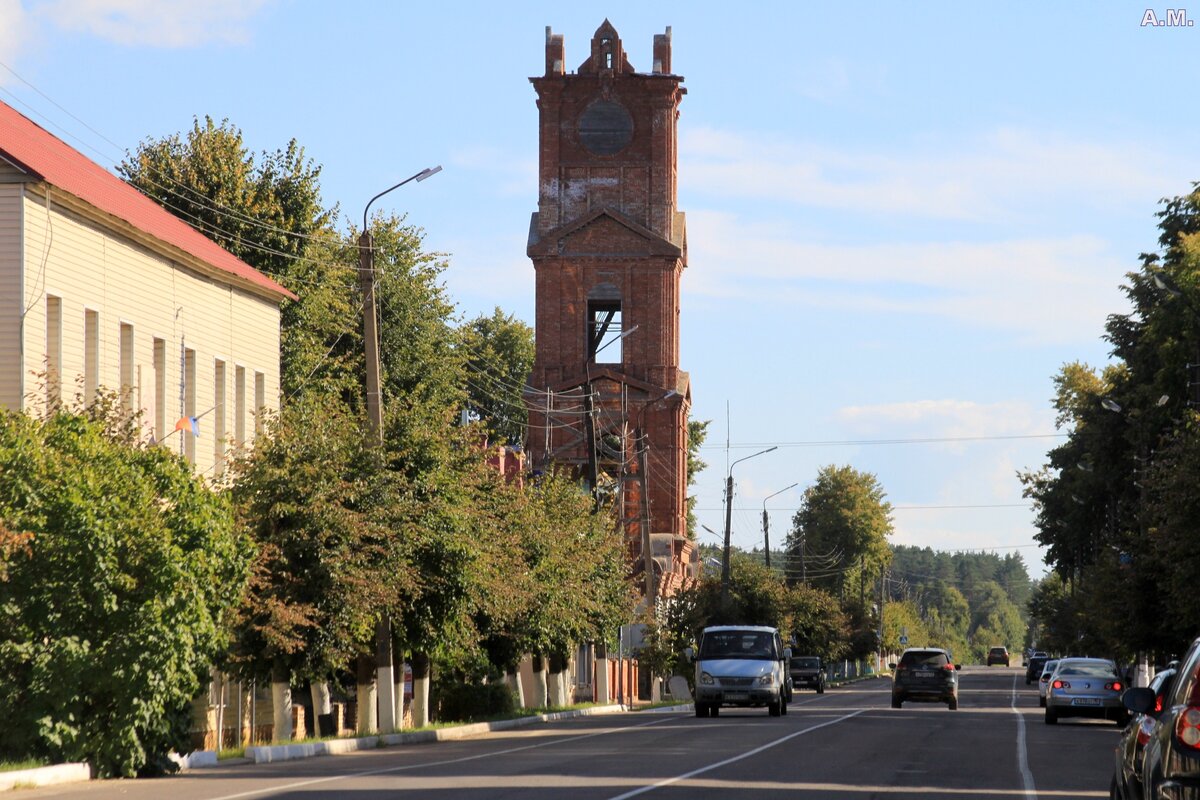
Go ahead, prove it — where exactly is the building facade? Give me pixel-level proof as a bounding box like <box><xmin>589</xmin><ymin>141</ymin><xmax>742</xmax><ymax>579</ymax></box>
<box><xmin>526</xmin><ymin>21</ymin><xmax>697</xmax><ymax>602</ymax></box>
<box><xmin>0</xmin><ymin>100</ymin><xmax>293</xmax><ymax>476</ymax></box>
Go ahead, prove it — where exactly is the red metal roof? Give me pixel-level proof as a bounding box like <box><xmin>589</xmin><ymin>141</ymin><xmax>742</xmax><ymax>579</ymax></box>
<box><xmin>0</xmin><ymin>100</ymin><xmax>296</xmax><ymax>301</ymax></box>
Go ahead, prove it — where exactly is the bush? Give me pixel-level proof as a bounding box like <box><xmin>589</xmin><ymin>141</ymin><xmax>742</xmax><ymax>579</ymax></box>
<box><xmin>0</xmin><ymin>410</ymin><xmax>253</xmax><ymax>777</ymax></box>
<box><xmin>435</xmin><ymin>681</ymin><xmax>517</xmax><ymax>722</ymax></box>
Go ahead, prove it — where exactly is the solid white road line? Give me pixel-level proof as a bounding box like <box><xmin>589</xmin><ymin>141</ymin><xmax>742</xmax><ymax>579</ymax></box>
<box><xmin>1012</xmin><ymin>674</ymin><xmax>1038</xmax><ymax>798</ymax></box>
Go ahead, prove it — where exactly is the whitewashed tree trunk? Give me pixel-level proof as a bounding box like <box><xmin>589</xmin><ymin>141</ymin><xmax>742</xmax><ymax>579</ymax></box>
<box><xmin>505</xmin><ymin>667</ymin><xmax>525</xmax><ymax>707</ymax></box>
<box><xmin>411</xmin><ymin>652</ymin><xmax>431</xmax><ymax>728</ymax></box>
<box><xmin>595</xmin><ymin>644</ymin><xmax>611</xmax><ymax>704</ymax></box>
<box><xmin>356</xmin><ymin>654</ymin><xmax>377</xmax><ymax>734</ymax></box>
<box><xmin>530</xmin><ymin>654</ymin><xmax>549</xmax><ymax>708</ymax></box>
<box><xmin>271</xmin><ymin>682</ymin><xmax>292</xmax><ymax>743</ymax></box>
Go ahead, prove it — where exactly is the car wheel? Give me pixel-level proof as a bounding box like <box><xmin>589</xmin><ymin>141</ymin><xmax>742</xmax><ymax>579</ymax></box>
<box><xmin>695</xmin><ymin>703</ymin><xmax>708</xmax><ymax>718</ymax></box>
<box><xmin>1109</xmin><ymin>774</ymin><xmax>1121</xmax><ymax>800</ymax></box>
<box><xmin>817</xmin><ymin>685</ymin><xmax>825</xmax><ymax>695</ymax></box>
<box><xmin>1045</xmin><ymin>706</ymin><xmax>1058</xmax><ymax>725</ymax></box>
<box><xmin>781</xmin><ymin>697</ymin><xmax>788</xmax><ymax>715</ymax></box>
<box><xmin>891</xmin><ymin>696</ymin><xmax>902</xmax><ymax>709</ymax></box>
<box><xmin>769</xmin><ymin>697</ymin><xmax>782</xmax><ymax>717</ymax></box>
<box><xmin>1039</xmin><ymin>696</ymin><xmax>1046</xmax><ymax>708</ymax></box>
<box><xmin>711</xmin><ymin>705</ymin><xmax>719</xmax><ymax>718</ymax></box>
<box><xmin>948</xmin><ymin>696</ymin><xmax>959</xmax><ymax>710</ymax></box>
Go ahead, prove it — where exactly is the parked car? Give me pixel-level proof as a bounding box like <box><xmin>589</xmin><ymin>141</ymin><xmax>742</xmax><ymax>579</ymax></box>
<box><xmin>1027</xmin><ymin>652</ymin><xmax>1049</xmax><ymax>685</ymax></box>
<box><xmin>1111</xmin><ymin>666</ymin><xmax>1178</xmax><ymax>800</ymax></box>
<box><xmin>1038</xmin><ymin>659</ymin><xmax>1061</xmax><ymax>706</ymax></box>
<box><xmin>1123</xmin><ymin>637</ymin><xmax>1200</xmax><ymax>800</ymax></box>
<box><xmin>686</xmin><ymin>626</ymin><xmax>791</xmax><ymax>718</ymax></box>
<box><xmin>890</xmin><ymin>647</ymin><xmax>960</xmax><ymax>710</ymax></box>
<box><xmin>987</xmin><ymin>646</ymin><xmax>1011</xmax><ymax>667</ymax></box>
<box><xmin>790</xmin><ymin>656</ymin><xmax>827</xmax><ymax>694</ymax></box>
<box><xmin>1044</xmin><ymin>657</ymin><xmax>1127</xmax><ymax>725</ymax></box>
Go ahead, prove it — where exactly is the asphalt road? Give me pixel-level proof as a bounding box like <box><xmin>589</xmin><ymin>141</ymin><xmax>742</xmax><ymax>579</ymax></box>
<box><xmin>19</xmin><ymin>667</ymin><xmax>1118</xmax><ymax>799</ymax></box>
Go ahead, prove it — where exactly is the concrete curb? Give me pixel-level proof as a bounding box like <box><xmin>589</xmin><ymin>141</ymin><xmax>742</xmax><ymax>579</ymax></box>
<box><xmin>0</xmin><ymin>703</ymin><xmax>695</xmax><ymax>787</ymax></box>
<box><xmin>245</xmin><ymin>704</ymin><xmax>633</xmax><ymax>764</ymax></box>
<box><xmin>0</xmin><ymin>763</ymin><xmax>90</xmax><ymax>791</ymax></box>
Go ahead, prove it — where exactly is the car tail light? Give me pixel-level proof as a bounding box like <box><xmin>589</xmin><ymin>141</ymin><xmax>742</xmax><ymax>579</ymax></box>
<box><xmin>1106</xmin><ymin>681</ymin><xmax>1123</xmax><ymax>692</ymax></box>
<box><xmin>1156</xmin><ymin>693</ymin><xmax>1165</xmax><ymax>713</ymax></box>
<box><xmin>942</xmin><ymin>664</ymin><xmax>955</xmax><ymax>672</ymax></box>
<box><xmin>1175</xmin><ymin>707</ymin><xmax>1200</xmax><ymax>750</ymax></box>
<box><xmin>1053</xmin><ymin>680</ymin><xmax>1070</xmax><ymax>690</ymax></box>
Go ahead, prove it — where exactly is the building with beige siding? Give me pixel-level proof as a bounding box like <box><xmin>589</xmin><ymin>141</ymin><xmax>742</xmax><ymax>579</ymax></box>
<box><xmin>0</xmin><ymin>99</ymin><xmax>294</xmax><ymax>476</ymax></box>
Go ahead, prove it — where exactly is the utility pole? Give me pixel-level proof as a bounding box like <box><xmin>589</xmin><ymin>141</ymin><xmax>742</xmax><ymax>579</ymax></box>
<box><xmin>636</xmin><ymin>428</ymin><xmax>655</xmax><ymax>614</ymax></box>
<box><xmin>584</xmin><ymin>387</ymin><xmax>599</xmax><ymax>509</ymax></box>
<box><xmin>721</xmin><ymin>446</ymin><xmax>777</xmax><ymax>605</ymax></box>
<box><xmin>762</xmin><ymin>508</ymin><xmax>770</xmax><ymax>570</ymax></box>
<box><xmin>358</xmin><ymin>166</ymin><xmax>441</xmax><ymax>734</ymax></box>
<box><xmin>761</xmin><ymin>482</ymin><xmax>797</xmax><ymax>574</ymax></box>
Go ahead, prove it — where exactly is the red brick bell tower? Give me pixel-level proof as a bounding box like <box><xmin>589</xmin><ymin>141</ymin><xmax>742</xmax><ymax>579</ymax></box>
<box><xmin>526</xmin><ymin>20</ymin><xmax>695</xmax><ymax>602</ymax></box>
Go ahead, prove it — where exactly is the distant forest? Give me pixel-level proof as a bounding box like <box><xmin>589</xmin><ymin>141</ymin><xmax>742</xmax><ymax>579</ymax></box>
<box><xmin>885</xmin><ymin>545</ymin><xmax>1032</xmax><ymax>662</ymax></box>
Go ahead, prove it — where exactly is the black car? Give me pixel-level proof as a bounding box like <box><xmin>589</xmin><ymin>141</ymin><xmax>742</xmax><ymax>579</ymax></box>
<box><xmin>1027</xmin><ymin>653</ymin><xmax>1049</xmax><ymax>685</ymax></box>
<box><xmin>987</xmin><ymin>646</ymin><xmax>1010</xmax><ymax>667</ymax></box>
<box><xmin>790</xmin><ymin>656</ymin><xmax>827</xmax><ymax>694</ymax></box>
<box><xmin>1124</xmin><ymin>636</ymin><xmax>1200</xmax><ymax>800</ymax></box>
<box><xmin>891</xmin><ymin>647</ymin><xmax>960</xmax><ymax>710</ymax></box>
<box><xmin>1111</xmin><ymin>666</ymin><xmax>1177</xmax><ymax>800</ymax></box>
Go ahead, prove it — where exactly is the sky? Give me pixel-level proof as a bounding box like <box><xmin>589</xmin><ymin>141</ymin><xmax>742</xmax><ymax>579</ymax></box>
<box><xmin>3</xmin><ymin>1</ymin><xmax>1200</xmax><ymax>578</ymax></box>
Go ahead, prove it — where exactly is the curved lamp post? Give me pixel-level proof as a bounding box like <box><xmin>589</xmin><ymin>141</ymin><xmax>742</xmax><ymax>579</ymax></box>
<box><xmin>358</xmin><ymin>165</ymin><xmax>441</xmax><ymax>734</ymax></box>
<box><xmin>722</xmin><ymin>445</ymin><xmax>777</xmax><ymax>604</ymax></box>
<box><xmin>761</xmin><ymin>482</ymin><xmax>798</xmax><ymax>570</ymax></box>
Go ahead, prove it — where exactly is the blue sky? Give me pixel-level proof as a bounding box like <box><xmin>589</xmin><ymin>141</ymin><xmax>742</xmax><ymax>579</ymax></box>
<box><xmin>4</xmin><ymin>1</ymin><xmax>1200</xmax><ymax>576</ymax></box>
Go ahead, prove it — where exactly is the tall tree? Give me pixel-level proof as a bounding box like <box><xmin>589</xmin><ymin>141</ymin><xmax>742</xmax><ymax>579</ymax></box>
<box><xmin>458</xmin><ymin>308</ymin><xmax>535</xmax><ymax>447</ymax></box>
<box><xmin>786</xmin><ymin>465</ymin><xmax>893</xmax><ymax>601</ymax></box>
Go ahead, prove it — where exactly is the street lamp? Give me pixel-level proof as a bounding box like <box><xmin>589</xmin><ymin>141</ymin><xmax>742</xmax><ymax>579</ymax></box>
<box><xmin>761</xmin><ymin>482</ymin><xmax>798</xmax><ymax>570</ymax></box>
<box><xmin>722</xmin><ymin>445</ymin><xmax>778</xmax><ymax>604</ymax></box>
<box><xmin>357</xmin><ymin>165</ymin><xmax>441</xmax><ymax>735</ymax></box>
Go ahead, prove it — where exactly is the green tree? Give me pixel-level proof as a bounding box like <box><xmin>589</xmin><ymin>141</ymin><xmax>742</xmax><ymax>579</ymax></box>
<box><xmin>0</xmin><ymin>407</ymin><xmax>252</xmax><ymax>776</ymax></box>
<box><xmin>458</xmin><ymin>308</ymin><xmax>535</xmax><ymax>447</ymax></box>
<box><xmin>686</xmin><ymin>418</ymin><xmax>710</xmax><ymax>538</ymax></box>
<box><xmin>119</xmin><ymin>116</ymin><xmax>332</xmax><ymax>280</ymax></box>
<box><xmin>786</xmin><ymin>465</ymin><xmax>893</xmax><ymax>602</ymax></box>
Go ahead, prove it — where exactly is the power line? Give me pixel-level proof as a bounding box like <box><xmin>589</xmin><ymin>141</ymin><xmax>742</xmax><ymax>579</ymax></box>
<box><xmin>700</xmin><ymin>433</ymin><xmax>1067</xmax><ymax>450</ymax></box>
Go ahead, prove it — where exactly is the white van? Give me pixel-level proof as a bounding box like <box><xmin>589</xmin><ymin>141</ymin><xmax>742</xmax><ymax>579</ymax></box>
<box><xmin>685</xmin><ymin>625</ymin><xmax>791</xmax><ymax>718</ymax></box>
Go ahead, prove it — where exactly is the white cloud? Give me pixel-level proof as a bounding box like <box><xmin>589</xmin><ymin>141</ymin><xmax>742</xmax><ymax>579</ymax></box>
<box><xmin>0</xmin><ymin>0</ymin><xmax>31</xmax><ymax>79</ymax></box>
<box><xmin>681</xmin><ymin>126</ymin><xmax>1189</xmax><ymax>223</ymax></box>
<box><xmin>32</xmin><ymin>0</ymin><xmax>272</xmax><ymax>47</ymax></box>
<box><xmin>685</xmin><ymin>210</ymin><xmax>1125</xmax><ymax>344</ymax></box>
<box><xmin>836</xmin><ymin>398</ymin><xmax>1051</xmax><ymax>439</ymax></box>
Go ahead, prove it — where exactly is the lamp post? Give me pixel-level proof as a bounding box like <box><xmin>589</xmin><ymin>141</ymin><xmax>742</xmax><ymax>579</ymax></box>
<box><xmin>358</xmin><ymin>165</ymin><xmax>441</xmax><ymax>734</ymax></box>
<box><xmin>761</xmin><ymin>482</ymin><xmax>798</xmax><ymax>570</ymax></box>
<box><xmin>722</xmin><ymin>445</ymin><xmax>777</xmax><ymax>605</ymax></box>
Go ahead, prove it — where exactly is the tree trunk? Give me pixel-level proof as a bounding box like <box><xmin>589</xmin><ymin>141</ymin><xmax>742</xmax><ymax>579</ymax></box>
<box><xmin>547</xmin><ymin>651</ymin><xmax>568</xmax><ymax>708</ymax></box>
<box><xmin>310</xmin><ymin>680</ymin><xmax>332</xmax><ymax>738</ymax></box>
<box><xmin>356</xmin><ymin>653</ymin><xmax>377</xmax><ymax>734</ymax></box>
<box><xmin>530</xmin><ymin>653</ymin><xmax>549</xmax><ymax>708</ymax></box>
<box><xmin>410</xmin><ymin>651</ymin><xmax>431</xmax><ymax>728</ymax></box>
<box><xmin>270</xmin><ymin>660</ymin><xmax>292</xmax><ymax>743</ymax></box>
<box><xmin>594</xmin><ymin>642</ymin><xmax>610</xmax><ymax>704</ymax></box>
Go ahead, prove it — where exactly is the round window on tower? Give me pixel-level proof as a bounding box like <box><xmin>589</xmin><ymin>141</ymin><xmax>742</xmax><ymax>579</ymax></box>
<box><xmin>578</xmin><ymin>100</ymin><xmax>633</xmax><ymax>156</ymax></box>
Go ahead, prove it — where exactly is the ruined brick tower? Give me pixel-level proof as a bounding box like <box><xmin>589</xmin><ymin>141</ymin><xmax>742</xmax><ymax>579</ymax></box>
<box><xmin>527</xmin><ymin>20</ymin><xmax>695</xmax><ymax>600</ymax></box>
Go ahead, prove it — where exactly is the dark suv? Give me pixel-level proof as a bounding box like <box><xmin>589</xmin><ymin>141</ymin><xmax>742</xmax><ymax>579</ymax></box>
<box><xmin>987</xmin><ymin>646</ymin><xmax>1010</xmax><ymax>667</ymax></box>
<box><xmin>891</xmin><ymin>648</ymin><xmax>960</xmax><ymax>710</ymax></box>
<box><xmin>1123</xmin><ymin>636</ymin><xmax>1200</xmax><ymax>799</ymax></box>
<box><xmin>790</xmin><ymin>656</ymin><xmax>827</xmax><ymax>694</ymax></box>
<box><xmin>1026</xmin><ymin>653</ymin><xmax>1049</xmax><ymax>685</ymax></box>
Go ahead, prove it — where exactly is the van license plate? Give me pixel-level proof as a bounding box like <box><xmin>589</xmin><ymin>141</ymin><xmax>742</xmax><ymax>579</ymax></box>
<box><xmin>725</xmin><ymin>693</ymin><xmax>748</xmax><ymax>702</ymax></box>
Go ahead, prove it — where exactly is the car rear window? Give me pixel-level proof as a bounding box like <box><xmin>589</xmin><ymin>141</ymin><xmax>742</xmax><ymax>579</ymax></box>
<box><xmin>791</xmin><ymin>657</ymin><xmax>819</xmax><ymax>669</ymax></box>
<box><xmin>1057</xmin><ymin>664</ymin><xmax>1117</xmax><ymax>678</ymax></box>
<box><xmin>990</xmin><ymin>647</ymin><xmax>1006</xmax><ymax>654</ymax></box>
<box><xmin>899</xmin><ymin>651</ymin><xmax>948</xmax><ymax>667</ymax></box>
